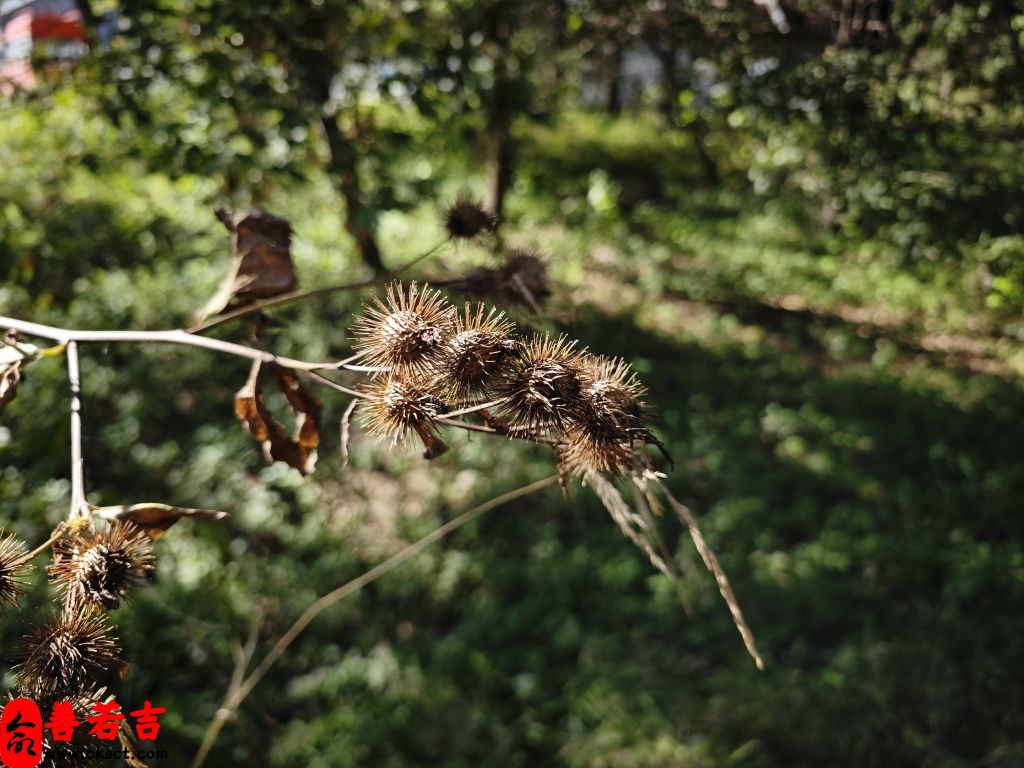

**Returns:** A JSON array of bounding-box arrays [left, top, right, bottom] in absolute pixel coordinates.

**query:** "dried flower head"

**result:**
[[462, 248, 551, 312], [580, 355, 673, 473], [18, 608, 121, 699], [0, 530, 32, 614], [559, 421, 642, 479], [441, 195, 498, 243], [436, 304, 519, 403], [49, 522, 155, 611], [351, 282, 457, 377], [582, 356, 647, 426], [497, 334, 590, 437], [360, 377, 450, 459]]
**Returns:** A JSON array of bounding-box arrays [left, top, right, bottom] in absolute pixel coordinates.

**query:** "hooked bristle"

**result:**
[[559, 420, 642, 479], [17, 607, 121, 700], [359, 377, 450, 459], [0, 530, 32, 614]]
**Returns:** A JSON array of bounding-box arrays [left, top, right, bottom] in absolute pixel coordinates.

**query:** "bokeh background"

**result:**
[[2, 1, 1024, 766]]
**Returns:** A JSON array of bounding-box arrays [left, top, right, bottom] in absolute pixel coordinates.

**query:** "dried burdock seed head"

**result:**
[[560, 420, 642, 479], [462, 248, 551, 312], [360, 377, 450, 459], [0, 530, 32, 614], [557, 356, 650, 479], [441, 194, 498, 243], [437, 304, 519, 403], [18, 608, 121, 699], [497, 333, 590, 437], [582, 355, 647, 425], [502, 248, 551, 306], [50, 522, 155, 611], [580, 355, 674, 472], [352, 281, 457, 377]]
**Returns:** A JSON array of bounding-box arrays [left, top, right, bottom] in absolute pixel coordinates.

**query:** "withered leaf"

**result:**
[[0, 335, 38, 416], [91, 503, 229, 540], [414, 423, 449, 460], [235, 360, 322, 475], [196, 207, 299, 322]]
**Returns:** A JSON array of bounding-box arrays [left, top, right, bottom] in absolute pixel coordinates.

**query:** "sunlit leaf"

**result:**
[[196, 207, 298, 322], [234, 360, 322, 475], [0, 335, 38, 416], [91, 503, 229, 541]]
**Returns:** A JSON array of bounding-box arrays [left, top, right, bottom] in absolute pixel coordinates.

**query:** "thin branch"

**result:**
[[66, 341, 88, 518], [24, 523, 67, 562], [303, 370, 371, 400], [434, 417, 501, 435], [392, 239, 447, 275], [340, 398, 359, 466], [191, 609, 264, 768], [190, 474, 558, 768], [189, 278, 385, 334], [0, 316, 343, 372], [189, 240, 448, 334]]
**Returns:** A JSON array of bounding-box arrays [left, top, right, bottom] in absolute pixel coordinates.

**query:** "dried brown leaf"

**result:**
[[0, 336, 37, 416], [235, 360, 322, 475], [91, 503, 229, 541], [197, 207, 299, 322]]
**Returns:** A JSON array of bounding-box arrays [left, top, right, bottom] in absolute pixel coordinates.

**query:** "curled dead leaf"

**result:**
[[91, 503, 229, 541], [0, 334, 37, 416], [196, 207, 299, 323], [235, 360, 322, 475]]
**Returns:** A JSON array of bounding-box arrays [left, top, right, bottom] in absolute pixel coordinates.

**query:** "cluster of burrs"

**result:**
[[350, 281, 670, 485], [1, 520, 154, 766]]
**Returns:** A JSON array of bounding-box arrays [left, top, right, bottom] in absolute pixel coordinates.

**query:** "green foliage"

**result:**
[[3, 3, 1024, 766]]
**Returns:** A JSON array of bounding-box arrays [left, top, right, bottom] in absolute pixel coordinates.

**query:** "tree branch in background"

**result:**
[[0, 317, 349, 372]]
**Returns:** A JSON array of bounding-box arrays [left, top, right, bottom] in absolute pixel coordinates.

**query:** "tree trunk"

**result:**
[[654, 43, 719, 185], [485, 113, 514, 225], [691, 119, 720, 186], [605, 46, 622, 115], [302, 60, 385, 274], [319, 113, 385, 274]]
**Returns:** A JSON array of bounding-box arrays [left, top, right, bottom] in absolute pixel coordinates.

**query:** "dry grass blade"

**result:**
[[585, 470, 671, 578], [659, 483, 764, 671]]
